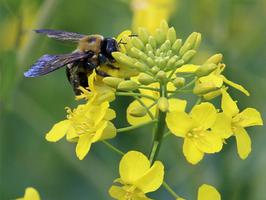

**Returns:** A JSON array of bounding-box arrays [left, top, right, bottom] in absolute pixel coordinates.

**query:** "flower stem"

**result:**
[[117, 120, 157, 133], [138, 86, 160, 92], [149, 84, 167, 164], [163, 181, 181, 199], [102, 140, 124, 156]]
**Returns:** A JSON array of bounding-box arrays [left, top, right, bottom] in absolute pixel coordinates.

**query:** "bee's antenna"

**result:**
[[128, 34, 138, 37], [118, 38, 127, 46]]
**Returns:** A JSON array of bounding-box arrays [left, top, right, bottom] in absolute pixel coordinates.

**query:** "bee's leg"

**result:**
[[106, 63, 119, 70], [95, 68, 110, 77], [98, 53, 119, 70]]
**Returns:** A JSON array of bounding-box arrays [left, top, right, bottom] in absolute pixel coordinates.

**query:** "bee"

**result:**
[[24, 29, 121, 95]]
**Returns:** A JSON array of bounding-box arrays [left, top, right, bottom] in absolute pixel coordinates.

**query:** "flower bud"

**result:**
[[157, 97, 169, 112], [155, 28, 166, 45], [112, 52, 136, 68], [146, 57, 155, 66], [174, 59, 184, 67], [195, 63, 217, 77], [118, 80, 138, 91], [138, 73, 155, 85], [172, 77, 185, 88], [128, 47, 145, 59], [167, 27, 177, 44], [160, 40, 171, 52], [179, 32, 201, 55], [205, 53, 223, 64], [103, 77, 124, 88], [138, 27, 149, 43], [193, 82, 219, 95], [160, 20, 169, 33], [148, 36, 157, 49], [146, 43, 154, 52], [156, 70, 167, 81], [203, 89, 222, 100], [151, 66, 160, 73], [128, 105, 147, 117], [134, 62, 148, 71], [171, 39, 182, 52], [131, 37, 144, 50], [182, 50, 196, 62], [166, 55, 179, 69]]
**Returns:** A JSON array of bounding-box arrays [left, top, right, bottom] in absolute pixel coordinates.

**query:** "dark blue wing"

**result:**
[[24, 52, 89, 77], [35, 29, 86, 42]]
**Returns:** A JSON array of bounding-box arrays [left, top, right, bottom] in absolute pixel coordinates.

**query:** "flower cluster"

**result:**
[[20, 21, 262, 199]]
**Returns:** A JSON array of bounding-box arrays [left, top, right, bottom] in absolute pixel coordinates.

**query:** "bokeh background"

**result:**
[[1, 0, 265, 199]]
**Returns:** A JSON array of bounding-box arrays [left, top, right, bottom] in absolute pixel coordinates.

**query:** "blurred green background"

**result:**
[[0, 0, 265, 199]]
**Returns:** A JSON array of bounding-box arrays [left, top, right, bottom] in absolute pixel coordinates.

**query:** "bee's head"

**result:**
[[101, 38, 118, 61]]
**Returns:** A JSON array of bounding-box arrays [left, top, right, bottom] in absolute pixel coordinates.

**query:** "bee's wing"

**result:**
[[24, 52, 89, 77], [35, 29, 86, 42]]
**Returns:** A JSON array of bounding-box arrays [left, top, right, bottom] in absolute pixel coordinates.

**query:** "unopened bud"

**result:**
[[151, 66, 160, 73], [160, 40, 171, 52], [155, 28, 166, 45], [173, 77, 185, 88], [166, 55, 179, 69], [182, 50, 196, 62], [103, 77, 124, 88], [179, 32, 201, 55], [203, 89, 222, 100], [156, 70, 167, 81], [138, 28, 149, 43], [195, 63, 217, 77], [131, 37, 145, 50], [112, 52, 136, 68], [118, 80, 138, 91], [138, 73, 155, 85], [167, 27, 177, 44], [134, 62, 148, 71], [172, 39, 182, 52], [148, 36, 157, 49], [157, 97, 169, 112], [193, 82, 219, 95], [160, 20, 169, 33], [129, 105, 147, 117], [205, 54, 223, 64]]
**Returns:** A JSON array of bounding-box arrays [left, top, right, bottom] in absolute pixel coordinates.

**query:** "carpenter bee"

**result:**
[[24, 29, 120, 95]]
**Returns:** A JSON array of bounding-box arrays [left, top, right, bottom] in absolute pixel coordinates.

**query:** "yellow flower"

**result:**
[[197, 184, 221, 200], [76, 70, 115, 103], [127, 82, 186, 125], [213, 90, 263, 159], [16, 187, 40, 200], [46, 99, 116, 160], [109, 151, 164, 200], [131, 0, 176, 33], [166, 102, 223, 164]]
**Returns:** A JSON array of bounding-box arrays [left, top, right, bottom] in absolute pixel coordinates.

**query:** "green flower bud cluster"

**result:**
[[112, 21, 201, 84]]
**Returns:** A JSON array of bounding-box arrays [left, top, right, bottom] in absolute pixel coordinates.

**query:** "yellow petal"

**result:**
[[212, 113, 233, 139], [199, 74, 223, 88], [66, 126, 78, 142], [234, 108, 263, 127], [108, 185, 127, 199], [127, 99, 155, 125], [194, 131, 223, 153], [76, 134, 93, 160], [18, 187, 41, 200], [119, 151, 150, 184], [222, 75, 250, 96], [45, 120, 70, 142], [234, 127, 251, 159], [198, 184, 221, 200], [191, 103, 217, 129], [183, 138, 204, 164], [168, 98, 187, 112], [166, 111, 195, 137], [221, 90, 239, 117], [175, 64, 199, 73], [94, 121, 116, 142], [176, 198, 186, 200], [134, 161, 164, 193], [105, 108, 116, 121]]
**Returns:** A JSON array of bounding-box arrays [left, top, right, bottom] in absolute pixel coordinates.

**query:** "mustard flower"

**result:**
[[166, 102, 223, 164], [46, 99, 116, 160], [109, 151, 164, 200], [16, 187, 40, 200], [212, 90, 263, 159]]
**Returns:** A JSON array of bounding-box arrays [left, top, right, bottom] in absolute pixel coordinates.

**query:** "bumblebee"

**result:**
[[24, 29, 120, 95]]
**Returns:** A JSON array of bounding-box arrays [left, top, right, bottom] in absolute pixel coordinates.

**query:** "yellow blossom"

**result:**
[[212, 90, 263, 159], [197, 184, 221, 200], [131, 0, 176, 33], [16, 187, 40, 200], [76, 70, 115, 103], [166, 102, 223, 164], [109, 151, 164, 200], [46, 99, 116, 160]]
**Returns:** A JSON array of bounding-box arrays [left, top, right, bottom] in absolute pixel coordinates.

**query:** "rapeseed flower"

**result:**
[[16, 187, 40, 200]]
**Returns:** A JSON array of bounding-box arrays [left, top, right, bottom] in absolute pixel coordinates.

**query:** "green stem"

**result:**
[[116, 92, 156, 101], [149, 84, 167, 164], [163, 181, 181, 199], [138, 86, 160, 92], [102, 141, 124, 155], [117, 120, 157, 133], [134, 96, 155, 119]]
